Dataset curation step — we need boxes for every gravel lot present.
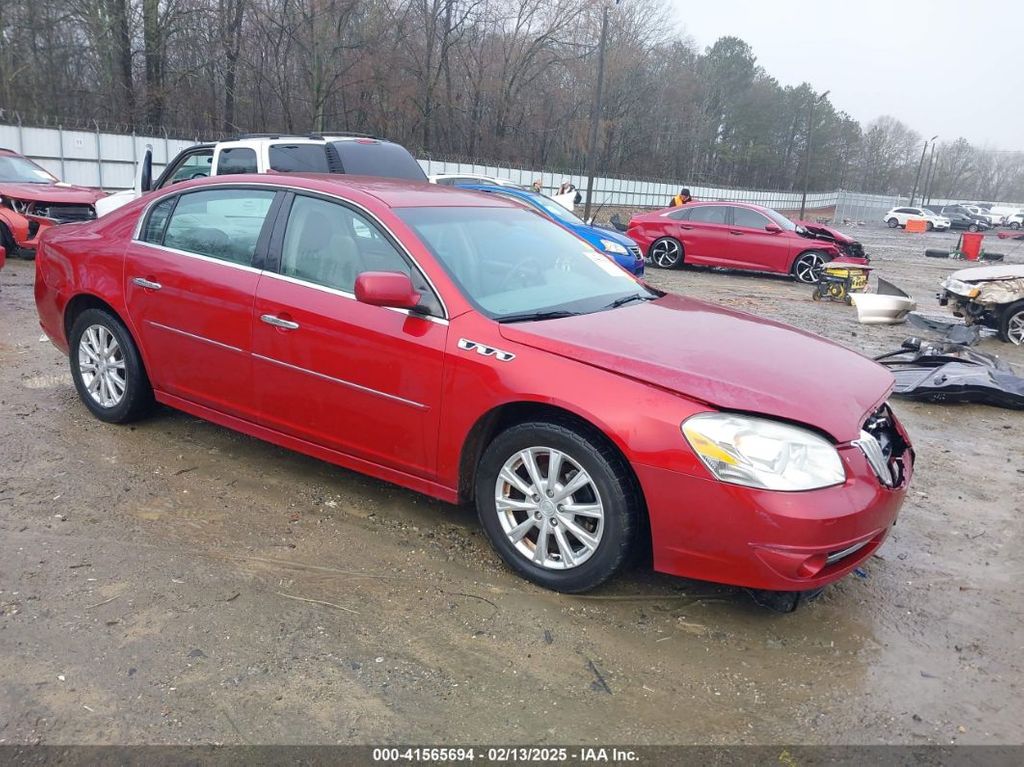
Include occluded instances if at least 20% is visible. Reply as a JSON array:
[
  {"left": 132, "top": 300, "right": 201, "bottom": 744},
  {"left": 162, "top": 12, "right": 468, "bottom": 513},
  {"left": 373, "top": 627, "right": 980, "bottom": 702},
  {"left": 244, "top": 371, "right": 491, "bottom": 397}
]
[{"left": 1, "top": 224, "right": 1022, "bottom": 746}]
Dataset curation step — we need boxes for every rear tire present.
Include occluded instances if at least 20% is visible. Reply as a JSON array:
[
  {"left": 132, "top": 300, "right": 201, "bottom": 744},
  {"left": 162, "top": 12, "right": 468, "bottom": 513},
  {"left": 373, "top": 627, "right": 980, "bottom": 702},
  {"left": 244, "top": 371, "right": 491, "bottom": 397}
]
[
  {"left": 999, "top": 301, "right": 1024, "bottom": 345},
  {"left": 887, "top": 217, "right": 899, "bottom": 228},
  {"left": 475, "top": 420, "right": 641, "bottom": 593},
  {"left": 68, "top": 308, "right": 155, "bottom": 423},
  {"left": 648, "top": 237, "right": 683, "bottom": 269},
  {"left": 968, "top": 224, "right": 980, "bottom": 232},
  {"left": 1011, "top": 222, "right": 1021, "bottom": 230}
]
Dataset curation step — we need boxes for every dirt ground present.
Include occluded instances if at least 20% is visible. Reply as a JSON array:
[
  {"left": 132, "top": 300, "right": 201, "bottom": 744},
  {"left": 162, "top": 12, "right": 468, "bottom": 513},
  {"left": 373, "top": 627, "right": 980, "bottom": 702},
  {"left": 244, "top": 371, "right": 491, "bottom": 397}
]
[{"left": 1, "top": 224, "right": 1022, "bottom": 747}]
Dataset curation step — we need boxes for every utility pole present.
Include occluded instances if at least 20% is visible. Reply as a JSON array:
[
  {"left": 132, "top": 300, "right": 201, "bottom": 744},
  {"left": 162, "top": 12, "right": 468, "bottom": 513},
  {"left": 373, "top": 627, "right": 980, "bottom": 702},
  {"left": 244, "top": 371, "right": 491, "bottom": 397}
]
[
  {"left": 923, "top": 142, "right": 938, "bottom": 206},
  {"left": 799, "top": 89, "right": 829, "bottom": 220},
  {"left": 583, "top": 5, "right": 610, "bottom": 221},
  {"left": 910, "top": 134, "right": 937, "bottom": 205}
]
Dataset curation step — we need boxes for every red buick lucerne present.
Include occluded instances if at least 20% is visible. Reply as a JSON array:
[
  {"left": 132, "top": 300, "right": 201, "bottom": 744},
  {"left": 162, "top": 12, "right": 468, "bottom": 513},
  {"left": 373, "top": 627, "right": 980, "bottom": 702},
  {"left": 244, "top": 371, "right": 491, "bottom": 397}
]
[
  {"left": 627, "top": 201, "right": 842, "bottom": 283},
  {"left": 35, "top": 175, "right": 913, "bottom": 596}
]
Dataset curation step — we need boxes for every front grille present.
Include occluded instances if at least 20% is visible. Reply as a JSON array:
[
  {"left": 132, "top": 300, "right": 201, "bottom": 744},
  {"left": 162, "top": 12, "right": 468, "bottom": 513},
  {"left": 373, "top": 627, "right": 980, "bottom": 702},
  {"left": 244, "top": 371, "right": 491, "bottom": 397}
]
[
  {"left": 32, "top": 203, "right": 96, "bottom": 223},
  {"left": 628, "top": 246, "right": 642, "bottom": 260}
]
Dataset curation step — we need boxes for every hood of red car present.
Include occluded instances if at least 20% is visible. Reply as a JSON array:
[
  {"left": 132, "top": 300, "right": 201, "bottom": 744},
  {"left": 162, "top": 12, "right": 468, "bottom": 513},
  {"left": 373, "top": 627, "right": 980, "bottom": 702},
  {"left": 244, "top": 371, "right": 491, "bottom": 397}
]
[
  {"left": 499, "top": 294, "right": 893, "bottom": 442},
  {"left": 0, "top": 182, "right": 105, "bottom": 204},
  {"left": 796, "top": 221, "right": 854, "bottom": 244}
]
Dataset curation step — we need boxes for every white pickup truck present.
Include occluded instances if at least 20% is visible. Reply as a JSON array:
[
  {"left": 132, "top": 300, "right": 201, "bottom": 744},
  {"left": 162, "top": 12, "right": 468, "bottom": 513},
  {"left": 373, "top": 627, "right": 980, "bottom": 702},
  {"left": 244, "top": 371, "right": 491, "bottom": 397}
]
[{"left": 97, "top": 133, "right": 427, "bottom": 216}]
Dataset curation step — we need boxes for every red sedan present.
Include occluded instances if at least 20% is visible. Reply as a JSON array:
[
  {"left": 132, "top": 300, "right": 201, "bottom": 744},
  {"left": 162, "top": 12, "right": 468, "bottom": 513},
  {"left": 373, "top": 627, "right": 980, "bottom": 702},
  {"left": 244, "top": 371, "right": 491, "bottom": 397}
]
[
  {"left": 628, "top": 201, "right": 842, "bottom": 283},
  {"left": 35, "top": 175, "right": 912, "bottom": 596}
]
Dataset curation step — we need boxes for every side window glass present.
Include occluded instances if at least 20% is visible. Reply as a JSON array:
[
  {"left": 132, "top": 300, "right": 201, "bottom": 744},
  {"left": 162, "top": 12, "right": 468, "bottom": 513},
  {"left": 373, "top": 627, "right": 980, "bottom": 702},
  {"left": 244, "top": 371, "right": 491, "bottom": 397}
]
[
  {"left": 216, "top": 147, "right": 258, "bottom": 175},
  {"left": 280, "top": 195, "right": 411, "bottom": 294},
  {"left": 667, "top": 207, "right": 692, "bottom": 221},
  {"left": 158, "top": 149, "right": 213, "bottom": 189},
  {"left": 140, "top": 197, "right": 176, "bottom": 244},
  {"left": 731, "top": 207, "right": 770, "bottom": 229},
  {"left": 268, "top": 144, "right": 329, "bottom": 173},
  {"left": 163, "top": 189, "right": 275, "bottom": 264},
  {"left": 688, "top": 206, "right": 728, "bottom": 224}
]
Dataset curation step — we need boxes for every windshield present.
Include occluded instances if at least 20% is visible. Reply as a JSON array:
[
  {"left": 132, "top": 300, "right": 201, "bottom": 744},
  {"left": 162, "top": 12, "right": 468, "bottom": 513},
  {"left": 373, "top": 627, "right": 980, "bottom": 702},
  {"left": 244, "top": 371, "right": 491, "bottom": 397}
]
[
  {"left": 396, "top": 207, "right": 653, "bottom": 320},
  {"left": 764, "top": 207, "right": 797, "bottom": 231},
  {"left": 528, "top": 193, "right": 587, "bottom": 226},
  {"left": 0, "top": 155, "right": 57, "bottom": 184}
]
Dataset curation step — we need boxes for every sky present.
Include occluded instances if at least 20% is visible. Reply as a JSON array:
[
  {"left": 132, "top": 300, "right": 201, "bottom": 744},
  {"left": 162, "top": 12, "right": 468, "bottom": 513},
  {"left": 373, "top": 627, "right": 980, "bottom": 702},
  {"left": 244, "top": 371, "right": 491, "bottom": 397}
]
[{"left": 667, "top": 0, "right": 1023, "bottom": 151}]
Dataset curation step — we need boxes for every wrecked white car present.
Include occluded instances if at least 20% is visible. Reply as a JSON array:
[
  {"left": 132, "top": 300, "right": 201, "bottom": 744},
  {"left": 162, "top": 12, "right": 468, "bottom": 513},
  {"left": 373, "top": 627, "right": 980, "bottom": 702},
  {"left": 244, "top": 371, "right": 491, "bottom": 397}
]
[{"left": 939, "top": 264, "right": 1024, "bottom": 345}]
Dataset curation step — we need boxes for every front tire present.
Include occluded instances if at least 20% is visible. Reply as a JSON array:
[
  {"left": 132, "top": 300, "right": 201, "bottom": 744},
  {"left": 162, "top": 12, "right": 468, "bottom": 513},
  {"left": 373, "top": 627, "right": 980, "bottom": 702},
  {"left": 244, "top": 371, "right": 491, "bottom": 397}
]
[
  {"left": 1000, "top": 301, "right": 1024, "bottom": 345},
  {"left": 926, "top": 221, "right": 934, "bottom": 231},
  {"left": 69, "top": 308, "right": 155, "bottom": 423},
  {"left": 887, "top": 217, "right": 899, "bottom": 228},
  {"left": 648, "top": 237, "right": 683, "bottom": 269},
  {"left": 475, "top": 421, "right": 640, "bottom": 593},
  {"left": 791, "top": 251, "right": 826, "bottom": 284}
]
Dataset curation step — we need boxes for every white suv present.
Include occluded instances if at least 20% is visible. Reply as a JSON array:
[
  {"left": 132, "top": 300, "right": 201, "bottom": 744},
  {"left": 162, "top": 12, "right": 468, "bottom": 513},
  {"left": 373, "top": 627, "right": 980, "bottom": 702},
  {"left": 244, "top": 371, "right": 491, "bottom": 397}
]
[
  {"left": 97, "top": 133, "right": 426, "bottom": 216},
  {"left": 884, "top": 206, "right": 951, "bottom": 231},
  {"left": 1005, "top": 212, "right": 1023, "bottom": 230}
]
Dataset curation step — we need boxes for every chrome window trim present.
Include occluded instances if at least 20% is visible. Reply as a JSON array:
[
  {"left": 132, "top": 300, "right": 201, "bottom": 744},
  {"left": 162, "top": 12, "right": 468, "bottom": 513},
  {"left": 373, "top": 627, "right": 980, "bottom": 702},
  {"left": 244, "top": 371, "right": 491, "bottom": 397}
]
[
  {"left": 260, "top": 270, "right": 449, "bottom": 326},
  {"left": 253, "top": 353, "right": 428, "bottom": 410},
  {"left": 134, "top": 241, "right": 264, "bottom": 276},
  {"left": 132, "top": 181, "right": 450, "bottom": 320}
]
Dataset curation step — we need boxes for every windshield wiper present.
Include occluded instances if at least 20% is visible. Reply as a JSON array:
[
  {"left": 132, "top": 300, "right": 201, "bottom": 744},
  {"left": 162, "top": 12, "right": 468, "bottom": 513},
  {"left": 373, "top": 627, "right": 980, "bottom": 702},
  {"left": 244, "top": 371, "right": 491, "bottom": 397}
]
[
  {"left": 498, "top": 309, "right": 582, "bottom": 324},
  {"left": 605, "top": 293, "right": 654, "bottom": 309}
]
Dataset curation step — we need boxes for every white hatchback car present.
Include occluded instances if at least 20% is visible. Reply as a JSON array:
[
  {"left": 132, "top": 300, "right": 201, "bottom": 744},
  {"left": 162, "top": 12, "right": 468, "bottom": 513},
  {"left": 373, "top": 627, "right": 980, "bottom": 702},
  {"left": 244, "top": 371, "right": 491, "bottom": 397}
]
[{"left": 884, "top": 206, "right": 950, "bottom": 231}]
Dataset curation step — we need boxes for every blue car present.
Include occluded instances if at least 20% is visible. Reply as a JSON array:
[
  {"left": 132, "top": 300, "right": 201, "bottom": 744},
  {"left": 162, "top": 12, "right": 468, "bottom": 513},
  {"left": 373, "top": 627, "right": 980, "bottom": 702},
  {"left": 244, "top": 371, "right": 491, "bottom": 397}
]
[{"left": 457, "top": 184, "right": 645, "bottom": 275}]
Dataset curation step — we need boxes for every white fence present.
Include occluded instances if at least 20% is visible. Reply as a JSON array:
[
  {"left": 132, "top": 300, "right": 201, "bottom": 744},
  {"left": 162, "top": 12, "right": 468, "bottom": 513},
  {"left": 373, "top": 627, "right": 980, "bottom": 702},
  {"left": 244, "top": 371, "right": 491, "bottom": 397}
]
[
  {"left": 3, "top": 121, "right": 1003, "bottom": 215},
  {"left": 0, "top": 122, "right": 196, "bottom": 191}
]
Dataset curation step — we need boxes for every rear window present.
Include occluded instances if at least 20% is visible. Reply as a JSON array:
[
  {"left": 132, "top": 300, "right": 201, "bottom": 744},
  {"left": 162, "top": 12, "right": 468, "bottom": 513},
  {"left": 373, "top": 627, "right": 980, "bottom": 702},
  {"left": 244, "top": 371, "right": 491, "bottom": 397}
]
[
  {"left": 269, "top": 144, "right": 330, "bottom": 173},
  {"left": 331, "top": 140, "right": 427, "bottom": 181}
]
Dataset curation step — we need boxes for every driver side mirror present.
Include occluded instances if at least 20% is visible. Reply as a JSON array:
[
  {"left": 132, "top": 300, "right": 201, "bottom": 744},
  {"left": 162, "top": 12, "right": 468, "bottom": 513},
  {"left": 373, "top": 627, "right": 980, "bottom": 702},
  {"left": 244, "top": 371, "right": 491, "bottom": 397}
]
[
  {"left": 355, "top": 271, "right": 422, "bottom": 311},
  {"left": 764, "top": 223, "right": 782, "bottom": 233}
]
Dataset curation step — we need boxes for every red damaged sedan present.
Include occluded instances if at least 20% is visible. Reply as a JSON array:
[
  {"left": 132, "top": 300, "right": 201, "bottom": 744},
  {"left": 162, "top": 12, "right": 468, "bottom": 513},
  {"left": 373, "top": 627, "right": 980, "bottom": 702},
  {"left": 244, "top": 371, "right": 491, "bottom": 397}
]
[
  {"left": 628, "top": 201, "right": 854, "bottom": 283},
  {"left": 35, "top": 175, "right": 912, "bottom": 596}
]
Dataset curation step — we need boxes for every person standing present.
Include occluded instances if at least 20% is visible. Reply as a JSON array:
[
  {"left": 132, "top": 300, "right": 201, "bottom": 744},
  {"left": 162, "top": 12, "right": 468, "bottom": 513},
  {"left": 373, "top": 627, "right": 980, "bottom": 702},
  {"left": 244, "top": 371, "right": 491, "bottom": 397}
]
[{"left": 670, "top": 188, "right": 694, "bottom": 207}]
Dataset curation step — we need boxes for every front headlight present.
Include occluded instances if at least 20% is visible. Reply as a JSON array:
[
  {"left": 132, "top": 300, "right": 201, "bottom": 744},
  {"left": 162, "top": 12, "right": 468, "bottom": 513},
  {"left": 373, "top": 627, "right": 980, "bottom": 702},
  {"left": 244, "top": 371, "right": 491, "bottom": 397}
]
[
  {"left": 600, "top": 239, "right": 628, "bottom": 255},
  {"left": 681, "top": 413, "right": 845, "bottom": 491},
  {"left": 942, "top": 278, "right": 979, "bottom": 298}
]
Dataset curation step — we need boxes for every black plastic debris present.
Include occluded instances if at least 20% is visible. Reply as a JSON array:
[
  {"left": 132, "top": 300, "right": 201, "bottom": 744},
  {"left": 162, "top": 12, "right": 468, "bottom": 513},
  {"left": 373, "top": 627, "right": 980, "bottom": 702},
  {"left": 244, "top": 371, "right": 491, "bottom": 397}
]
[
  {"left": 907, "top": 313, "right": 982, "bottom": 346},
  {"left": 875, "top": 339, "right": 1024, "bottom": 409}
]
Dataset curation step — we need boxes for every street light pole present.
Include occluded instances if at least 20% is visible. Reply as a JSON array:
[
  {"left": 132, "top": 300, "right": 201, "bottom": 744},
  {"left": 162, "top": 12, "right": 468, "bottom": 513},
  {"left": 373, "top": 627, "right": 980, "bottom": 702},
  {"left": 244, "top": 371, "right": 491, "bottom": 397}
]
[
  {"left": 923, "top": 142, "right": 938, "bottom": 206},
  {"left": 799, "top": 89, "right": 829, "bottom": 220},
  {"left": 910, "top": 134, "right": 937, "bottom": 205},
  {"left": 583, "top": 5, "right": 609, "bottom": 221}
]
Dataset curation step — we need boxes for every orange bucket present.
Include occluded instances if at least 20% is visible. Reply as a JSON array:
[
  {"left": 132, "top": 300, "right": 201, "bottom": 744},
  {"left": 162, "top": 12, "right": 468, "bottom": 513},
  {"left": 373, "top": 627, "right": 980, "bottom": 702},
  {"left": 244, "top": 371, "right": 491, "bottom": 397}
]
[{"left": 961, "top": 232, "right": 983, "bottom": 261}]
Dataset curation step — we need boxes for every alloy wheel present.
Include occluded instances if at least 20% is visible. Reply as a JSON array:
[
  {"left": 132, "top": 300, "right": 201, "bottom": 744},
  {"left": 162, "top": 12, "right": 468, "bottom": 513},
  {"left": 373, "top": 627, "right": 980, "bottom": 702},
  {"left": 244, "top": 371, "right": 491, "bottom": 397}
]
[
  {"left": 650, "top": 239, "right": 681, "bottom": 268},
  {"left": 78, "top": 324, "right": 127, "bottom": 408},
  {"left": 794, "top": 253, "right": 825, "bottom": 284},
  {"left": 1007, "top": 312, "right": 1024, "bottom": 345},
  {"left": 494, "top": 446, "right": 605, "bottom": 570}
]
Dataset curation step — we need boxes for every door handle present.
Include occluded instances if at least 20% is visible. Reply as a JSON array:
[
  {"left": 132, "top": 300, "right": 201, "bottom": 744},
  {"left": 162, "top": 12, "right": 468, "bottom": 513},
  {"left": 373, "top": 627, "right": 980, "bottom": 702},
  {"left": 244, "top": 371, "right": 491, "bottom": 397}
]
[
  {"left": 261, "top": 314, "right": 299, "bottom": 331},
  {"left": 679, "top": 225, "right": 694, "bottom": 230},
  {"left": 729, "top": 231, "right": 744, "bottom": 236},
  {"left": 131, "top": 277, "right": 162, "bottom": 290}
]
